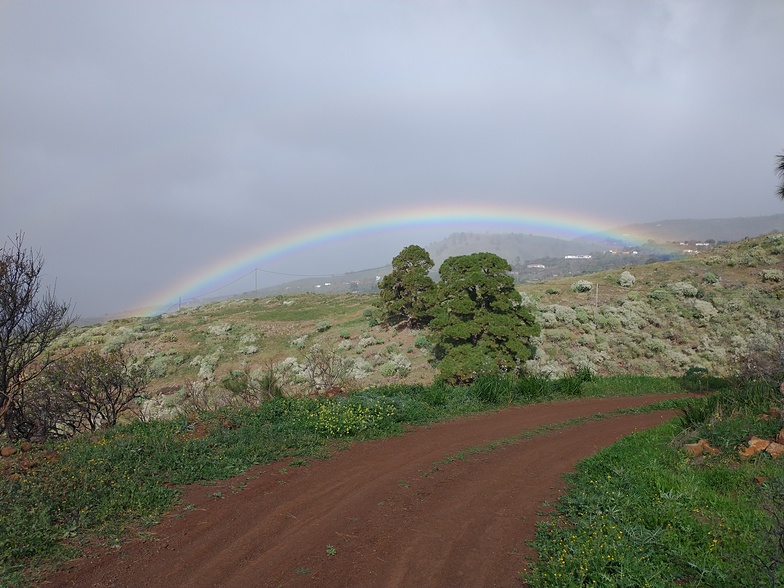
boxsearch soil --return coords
[43,395,684,588]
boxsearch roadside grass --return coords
[0,374,692,587]
[524,377,784,587]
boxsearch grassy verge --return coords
[0,374,699,587]
[524,378,784,587]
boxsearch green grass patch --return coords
[524,379,784,587]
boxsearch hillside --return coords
[189,213,784,304]
[56,232,784,418]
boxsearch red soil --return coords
[44,395,683,588]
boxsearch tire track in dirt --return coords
[44,395,685,588]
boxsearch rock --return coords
[739,436,770,457]
[684,438,720,456]
[777,427,784,446]
[20,442,32,452]
[770,406,783,421]
[765,442,784,459]
[754,476,767,485]
[1,446,17,458]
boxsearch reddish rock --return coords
[739,436,770,457]
[765,442,784,459]
[769,406,783,421]
[20,442,32,452]
[1,446,17,458]
[684,438,720,456]
[776,427,784,445]
[754,476,767,485]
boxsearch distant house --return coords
[564,255,592,259]
[527,264,546,269]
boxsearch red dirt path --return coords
[44,395,683,588]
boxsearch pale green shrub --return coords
[760,269,783,282]
[316,320,331,332]
[668,281,698,297]
[551,304,578,325]
[539,311,558,329]
[692,299,718,323]
[572,280,593,293]
[291,334,308,349]
[618,271,636,287]
[159,332,178,343]
[207,323,232,336]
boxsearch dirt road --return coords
[44,395,683,587]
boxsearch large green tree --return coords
[430,252,539,384]
[378,244,436,328]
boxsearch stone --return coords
[684,438,720,456]
[770,406,783,421]
[765,442,784,459]
[776,427,784,446]
[739,436,770,457]
[1,446,17,458]
[20,442,32,452]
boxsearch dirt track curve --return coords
[44,395,684,588]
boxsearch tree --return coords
[19,348,148,437]
[777,151,784,201]
[378,245,437,328]
[430,252,540,384]
[1,233,74,438]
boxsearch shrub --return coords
[316,321,331,332]
[618,270,636,287]
[414,334,432,350]
[668,281,699,297]
[703,272,721,284]
[572,280,593,293]
[760,269,783,283]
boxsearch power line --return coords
[158,263,390,315]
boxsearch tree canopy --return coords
[429,252,539,384]
[378,244,436,328]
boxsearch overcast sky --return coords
[2,1,783,317]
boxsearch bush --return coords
[572,280,593,293]
[618,271,636,287]
[760,269,783,283]
[668,281,699,297]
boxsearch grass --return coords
[0,373,690,587]
[524,377,784,587]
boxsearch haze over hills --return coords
[580,213,784,246]
[222,213,784,302]
[79,214,783,324]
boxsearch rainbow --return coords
[141,203,656,316]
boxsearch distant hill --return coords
[578,213,784,246]
[209,213,784,303]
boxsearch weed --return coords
[326,544,337,556]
